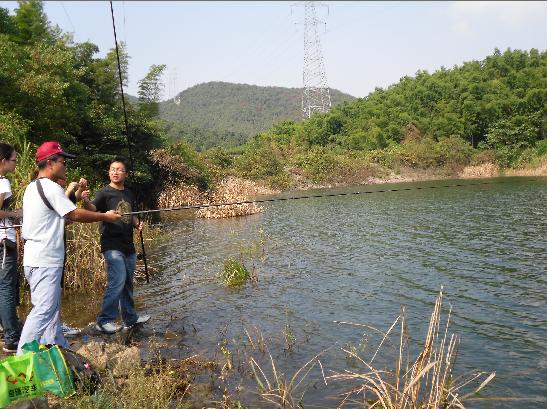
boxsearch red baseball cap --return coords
[36,141,76,163]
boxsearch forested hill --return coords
[158,82,355,150]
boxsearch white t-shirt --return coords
[0,177,15,242]
[22,178,77,267]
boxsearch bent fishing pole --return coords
[110,1,149,283]
[120,179,533,216]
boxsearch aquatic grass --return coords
[250,349,327,409]
[329,287,495,408]
[283,308,296,352]
[221,258,251,287]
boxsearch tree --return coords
[137,64,166,118]
[12,0,52,45]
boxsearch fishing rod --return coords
[120,179,530,216]
[109,1,149,283]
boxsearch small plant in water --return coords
[221,258,251,286]
[343,334,368,367]
[283,308,297,352]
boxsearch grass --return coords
[40,288,495,408]
[56,360,192,409]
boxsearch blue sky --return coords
[2,1,546,99]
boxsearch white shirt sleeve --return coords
[0,177,12,197]
[40,178,76,217]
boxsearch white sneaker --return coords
[124,314,150,330]
[95,322,122,334]
[61,323,81,337]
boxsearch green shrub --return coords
[221,258,250,287]
[435,136,473,174]
[293,146,338,183]
[233,144,284,180]
[399,137,439,168]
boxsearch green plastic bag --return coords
[0,352,42,408]
[22,341,75,398]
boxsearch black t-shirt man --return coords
[92,185,136,255]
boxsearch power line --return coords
[60,2,75,33]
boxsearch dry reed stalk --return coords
[459,163,500,178]
[157,177,273,219]
[329,288,495,408]
[64,222,105,290]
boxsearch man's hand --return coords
[81,190,90,201]
[78,178,88,190]
[103,210,122,223]
[67,181,79,192]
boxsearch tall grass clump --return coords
[58,359,191,409]
[62,220,161,290]
[329,288,495,408]
[221,258,250,287]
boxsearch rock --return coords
[8,397,49,409]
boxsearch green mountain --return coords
[159,81,355,150]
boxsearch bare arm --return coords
[66,208,121,223]
[74,178,88,202]
[0,193,21,219]
[80,191,96,211]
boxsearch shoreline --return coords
[270,162,547,194]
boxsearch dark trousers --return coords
[0,245,19,344]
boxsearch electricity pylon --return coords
[301,1,331,119]
[168,68,181,104]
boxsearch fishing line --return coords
[121,179,536,216]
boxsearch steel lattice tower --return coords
[302,1,331,119]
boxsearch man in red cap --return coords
[17,141,122,355]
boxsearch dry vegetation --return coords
[505,159,547,176]
[157,177,277,219]
[459,163,500,179]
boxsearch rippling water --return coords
[121,177,546,407]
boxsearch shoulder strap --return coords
[36,178,55,211]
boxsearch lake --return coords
[110,177,547,407]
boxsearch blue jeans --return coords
[17,267,67,355]
[0,245,19,345]
[97,250,138,327]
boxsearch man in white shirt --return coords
[17,141,122,355]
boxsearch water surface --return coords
[80,177,547,407]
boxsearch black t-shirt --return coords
[92,185,136,255]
